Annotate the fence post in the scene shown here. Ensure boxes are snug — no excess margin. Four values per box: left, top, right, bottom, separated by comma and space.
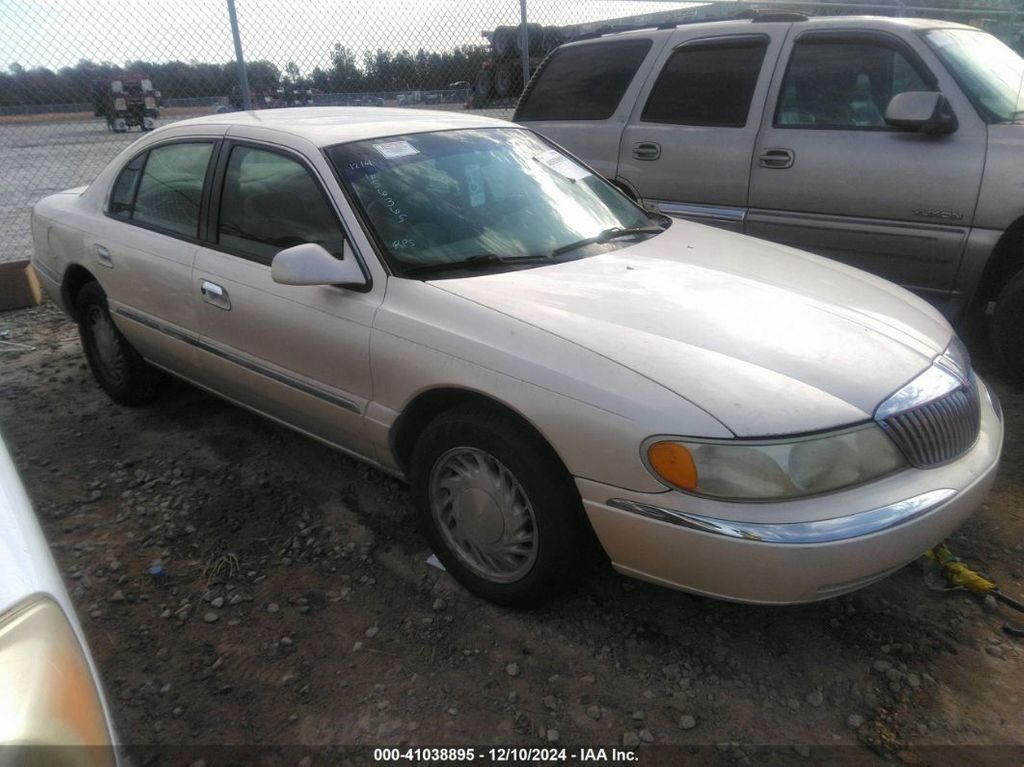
227, 0, 252, 111
519, 0, 530, 94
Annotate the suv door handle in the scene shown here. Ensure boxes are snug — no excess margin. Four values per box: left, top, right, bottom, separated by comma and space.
758, 148, 795, 169
200, 280, 231, 310
632, 141, 661, 161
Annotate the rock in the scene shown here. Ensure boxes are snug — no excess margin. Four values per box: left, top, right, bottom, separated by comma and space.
546, 729, 560, 743
873, 660, 892, 672
982, 595, 998, 614
111, 590, 125, 602
793, 745, 811, 757
639, 728, 654, 743
505, 662, 520, 677
586, 704, 602, 720
985, 645, 1005, 659
631, 710, 645, 721
543, 695, 558, 710
365, 626, 380, 639
432, 598, 447, 612
353, 641, 364, 652
847, 714, 866, 729
267, 602, 280, 613
210, 597, 224, 609
806, 690, 824, 707
622, 732, 641, 748
203, 611, 219, 623
678, 714, 696, 730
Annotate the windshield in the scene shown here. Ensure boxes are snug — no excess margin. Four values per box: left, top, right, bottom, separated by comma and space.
328, 128, 656, 275
923, 29, 1024, 123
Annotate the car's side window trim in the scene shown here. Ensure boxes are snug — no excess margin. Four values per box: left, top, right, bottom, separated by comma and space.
103, 137, 222, 245
205, 138, 373, 292
773, 29, 941, 131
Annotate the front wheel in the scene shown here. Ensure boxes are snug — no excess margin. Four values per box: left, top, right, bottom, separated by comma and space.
76, 282, 162, 405
410, 403, 589, 607
990, 268, 1024, 383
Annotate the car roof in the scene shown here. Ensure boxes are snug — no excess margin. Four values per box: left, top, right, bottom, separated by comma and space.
565, 14, 977, 46
178, 107, 514, 147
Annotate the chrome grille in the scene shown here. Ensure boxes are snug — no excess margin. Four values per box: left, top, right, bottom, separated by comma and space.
879, 382, 981, 468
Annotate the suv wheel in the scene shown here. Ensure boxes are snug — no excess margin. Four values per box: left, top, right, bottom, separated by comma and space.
991, 268, 1024, 383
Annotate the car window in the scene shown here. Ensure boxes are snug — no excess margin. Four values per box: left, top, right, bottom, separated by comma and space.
131, 142, 214, 237
776, 38, 931, 129
642, 38, 768, 127
109, 153, 145, 218
217, 145, 344, 265
328, 128, 653, 274
514, 39, 653, 121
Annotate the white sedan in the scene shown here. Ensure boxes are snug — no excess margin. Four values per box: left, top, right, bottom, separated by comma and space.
30, 108, 1002, 606
0, 434, 119, 757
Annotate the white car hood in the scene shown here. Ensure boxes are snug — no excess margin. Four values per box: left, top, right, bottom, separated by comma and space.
431, 223, 952, 437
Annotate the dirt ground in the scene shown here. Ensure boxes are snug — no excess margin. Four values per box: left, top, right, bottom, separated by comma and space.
1, 300, 1022, 764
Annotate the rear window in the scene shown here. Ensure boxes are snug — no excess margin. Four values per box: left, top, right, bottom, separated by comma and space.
642, 38, 768, 127
515, 38, 652, 121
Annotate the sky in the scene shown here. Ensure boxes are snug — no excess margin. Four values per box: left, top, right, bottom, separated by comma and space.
1, 0, 701, 72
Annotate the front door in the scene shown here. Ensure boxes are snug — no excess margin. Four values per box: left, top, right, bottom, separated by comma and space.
193, 141, 381, 458
747, 29, 987, 302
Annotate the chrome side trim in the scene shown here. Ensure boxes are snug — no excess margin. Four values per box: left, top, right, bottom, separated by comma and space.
606, 488, 957, 544
114, 307, 360, 414
647, 200, 747, 224
29, 257, 60, 284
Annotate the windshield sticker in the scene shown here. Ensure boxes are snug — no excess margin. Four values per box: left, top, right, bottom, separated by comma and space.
373, 140, 419, 159
535, 149, 590, 182
465, 164, 485, 207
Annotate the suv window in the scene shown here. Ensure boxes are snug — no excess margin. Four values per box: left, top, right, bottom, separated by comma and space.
776, 37, 932, 129
217, 145, 344, 265
642, 38, 768, 127
515, 39, 652, 121
131, 142, 214, 237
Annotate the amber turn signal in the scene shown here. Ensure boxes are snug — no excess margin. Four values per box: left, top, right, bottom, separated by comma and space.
647, 441, 699, 491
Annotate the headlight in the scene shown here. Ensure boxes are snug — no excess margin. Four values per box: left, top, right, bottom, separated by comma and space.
0, 598, 115, 764
645, 425, 906, 501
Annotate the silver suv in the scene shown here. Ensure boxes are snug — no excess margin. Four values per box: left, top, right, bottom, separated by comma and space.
516, 15, 1024, 379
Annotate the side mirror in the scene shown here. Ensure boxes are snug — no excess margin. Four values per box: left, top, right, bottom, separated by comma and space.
884, 92, 958, 135
271, 242, 367, 288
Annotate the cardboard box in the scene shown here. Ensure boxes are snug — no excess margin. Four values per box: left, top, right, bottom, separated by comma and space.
0, 260, 43, 312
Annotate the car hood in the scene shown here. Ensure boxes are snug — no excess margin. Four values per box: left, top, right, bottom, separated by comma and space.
429, 222, 953, 437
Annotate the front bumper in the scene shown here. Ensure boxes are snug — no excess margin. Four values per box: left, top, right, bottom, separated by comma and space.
578, 377, 1003, 604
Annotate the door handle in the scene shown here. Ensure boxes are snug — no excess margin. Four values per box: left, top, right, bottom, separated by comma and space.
200, 280, 231, 310
95, 245, 113, 268
632, 141, 661, 161
758, 148, 795, 169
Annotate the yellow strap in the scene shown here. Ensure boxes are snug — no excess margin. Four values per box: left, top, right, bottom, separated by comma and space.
926, 545, 996, 595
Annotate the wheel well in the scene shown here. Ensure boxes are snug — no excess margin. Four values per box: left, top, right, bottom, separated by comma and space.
61, 265, 98, 320
390, 388, 568, 479
974, 218, 1024, 312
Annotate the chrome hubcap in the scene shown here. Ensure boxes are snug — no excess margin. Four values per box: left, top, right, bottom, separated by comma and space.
429, 447, 537, 583
88, 306, 125, 384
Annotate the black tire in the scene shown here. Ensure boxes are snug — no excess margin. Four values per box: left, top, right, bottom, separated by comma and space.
76, 282, 162, 405
410, 402, 589, 608
991, 268, 1024, 383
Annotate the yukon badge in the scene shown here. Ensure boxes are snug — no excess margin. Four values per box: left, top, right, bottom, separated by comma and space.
913, 208, 964, 221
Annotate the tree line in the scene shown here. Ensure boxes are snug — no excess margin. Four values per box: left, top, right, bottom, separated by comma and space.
0, 45, 489, 106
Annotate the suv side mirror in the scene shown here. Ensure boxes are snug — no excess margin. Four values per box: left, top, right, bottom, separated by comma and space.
884, 92, 958, 135
271, 242, 367, 288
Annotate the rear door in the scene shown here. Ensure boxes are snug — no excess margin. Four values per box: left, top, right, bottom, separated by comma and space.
514, 36, 663, 181
95, 136, 220, 378
192, 136, 383, 458
616, 25, 788, 231
746, 27, 987, 300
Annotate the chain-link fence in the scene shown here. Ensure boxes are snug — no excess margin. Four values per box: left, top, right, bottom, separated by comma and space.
1, 0, 1021, 264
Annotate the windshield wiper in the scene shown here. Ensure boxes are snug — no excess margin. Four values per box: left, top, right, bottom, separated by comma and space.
400, 253, 552, 277
551, 226, 665, 257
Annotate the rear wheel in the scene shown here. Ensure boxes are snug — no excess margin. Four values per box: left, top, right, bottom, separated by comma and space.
410, 403, 589, 607
991, 268, 1024, 382
76, 282, 162, 405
